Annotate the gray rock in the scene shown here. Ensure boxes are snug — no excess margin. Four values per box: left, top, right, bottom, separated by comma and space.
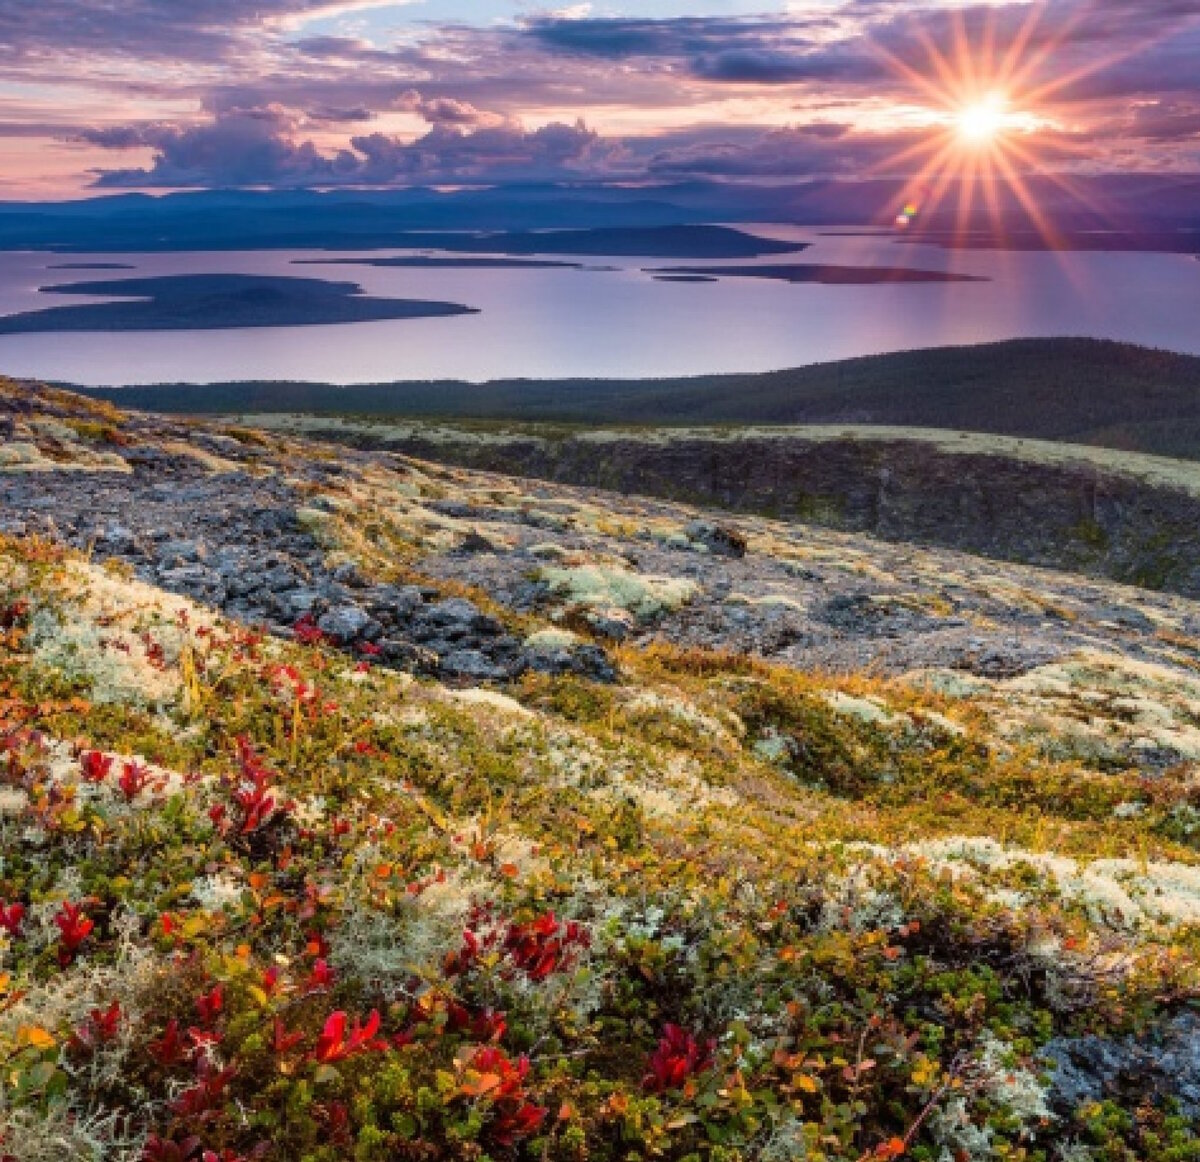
317, 604, 374, 642
377, 639, 439, 671
585, 607, 636, 641
102, 524, 137, 550
440, 649, 509, 681
366, 584, 423, 620
158, 564, 218, 589
524, 643, 617, 683
158, 539, 204, 564
686, 520, 747, 559
457, 531, 498, 554
425, 597, 483, 625
286, 589, 324, 615
1044, 1013, 1200, 1117
428, 500, 478, 519
331, 562, 368, 587
421, 598, 501, 634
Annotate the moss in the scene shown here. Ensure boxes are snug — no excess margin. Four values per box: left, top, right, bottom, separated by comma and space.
1071, 517, 1110, 551
3, 392, 1200, 1159
541, 563, 699, 619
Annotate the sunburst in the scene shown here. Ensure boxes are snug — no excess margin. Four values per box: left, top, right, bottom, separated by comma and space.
870, 1, 1178, 245
956, 93, 1010, 146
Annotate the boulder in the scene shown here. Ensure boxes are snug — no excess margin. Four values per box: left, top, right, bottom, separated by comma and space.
686, 520, 747, 558
317, 604, 375, 642
440, 649, 509, 682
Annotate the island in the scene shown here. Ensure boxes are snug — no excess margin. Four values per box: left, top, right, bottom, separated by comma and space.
644, 264, 987, 284
420, 225, 808, 258
295, 256, 585, 270
0, 274, 477, 334
47, 262, 137, 270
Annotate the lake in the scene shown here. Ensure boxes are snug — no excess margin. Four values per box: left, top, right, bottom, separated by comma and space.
0, 226, 1198, 385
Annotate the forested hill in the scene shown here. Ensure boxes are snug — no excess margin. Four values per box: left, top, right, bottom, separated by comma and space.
75, 338, 1200, 460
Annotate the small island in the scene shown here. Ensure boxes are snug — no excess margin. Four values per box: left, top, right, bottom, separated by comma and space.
47, 261, 137, 270
0, 274, 477, 334
645, 263, 988, 284
296, 256, 584, 270
429, 224, 809, 258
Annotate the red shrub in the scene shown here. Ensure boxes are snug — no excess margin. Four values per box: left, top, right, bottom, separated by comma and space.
643, 1024, 715, 1093
311, 1010, 387, 1064
80, 750, 114, 784
53, 900, 94, 966
0, 900, 25, 937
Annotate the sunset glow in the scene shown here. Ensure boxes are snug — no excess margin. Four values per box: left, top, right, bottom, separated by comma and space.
0, 2, 1196, 197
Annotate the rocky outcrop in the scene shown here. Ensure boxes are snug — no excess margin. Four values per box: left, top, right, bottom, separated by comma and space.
353, 429, 1200, 599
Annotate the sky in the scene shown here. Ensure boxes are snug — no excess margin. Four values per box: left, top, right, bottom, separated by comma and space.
1, 0, 1199, 198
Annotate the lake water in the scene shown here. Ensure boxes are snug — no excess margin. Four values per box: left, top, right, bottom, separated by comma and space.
0, 226, 1198, 385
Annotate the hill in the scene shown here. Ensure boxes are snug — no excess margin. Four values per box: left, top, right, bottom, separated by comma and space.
237, 417, 1200, 600
77, 338, 1200, 460
2, 380, 1200, 1160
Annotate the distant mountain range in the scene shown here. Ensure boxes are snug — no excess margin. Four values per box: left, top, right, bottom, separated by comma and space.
2, 175, 1198, 252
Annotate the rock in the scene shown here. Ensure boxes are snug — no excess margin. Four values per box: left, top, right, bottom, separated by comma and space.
457, 531, 498, 554
261, 563, 300, 591
440, 649, 509, 682
366, 584, 423, 621
101, 523, 138, 552
285, 589, 324, 615
524, 641, 617, 683
952, 644, 1055, 679
585, 606, 636, 641
317, 604, 375, 642
428, 500, 477, 519
195, 433, 244, 456
1044, 1013, 1200, 1117
818, 593, 877, 630
424, 597, 485, 627
686, 520, 747, 559
376, 639, 439, 672
158, 539, 204, 564
1091, 603, 1155, 632
331, 561, 368, 587
158, 565, 219, 590
418, 598, 503, 636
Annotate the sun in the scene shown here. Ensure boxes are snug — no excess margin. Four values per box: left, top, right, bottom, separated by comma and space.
957, 94, 1008, 146
868, 1, 1114, 244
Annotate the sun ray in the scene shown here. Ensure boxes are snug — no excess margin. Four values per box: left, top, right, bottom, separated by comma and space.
862, 0, 1187, 251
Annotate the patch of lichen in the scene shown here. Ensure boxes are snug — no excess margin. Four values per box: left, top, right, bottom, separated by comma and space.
4, 509, 1200, 1159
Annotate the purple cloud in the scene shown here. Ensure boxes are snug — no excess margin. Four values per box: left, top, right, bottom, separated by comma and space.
7, 0, 1200, 193
90, 112, 623, 188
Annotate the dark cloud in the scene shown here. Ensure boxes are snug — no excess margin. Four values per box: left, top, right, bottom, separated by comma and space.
0, 0, 361, 63
525, 4, 1200, 103
89, 109, 350, 188
643, 124, 922, 178
394, 93, 502, 128
305, 106, 375, 124
89, 113, 623, 188
523, 16, 814, 60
